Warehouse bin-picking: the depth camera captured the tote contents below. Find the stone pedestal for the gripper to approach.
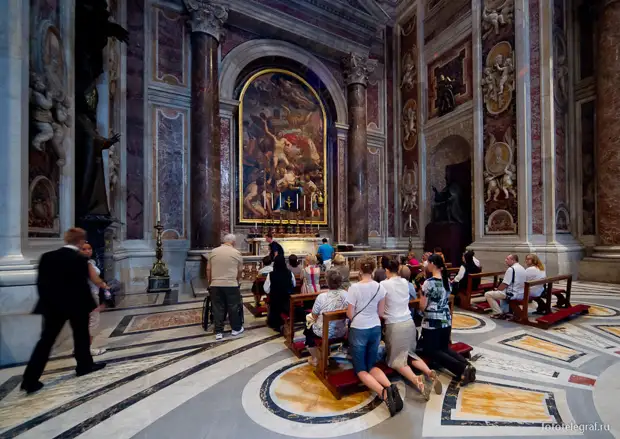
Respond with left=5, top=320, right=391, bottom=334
left=425, top=222, right=467, bottom=268
left=185, top=1, right=227, bottom=251
left=341, top=54, right=376, bottom=246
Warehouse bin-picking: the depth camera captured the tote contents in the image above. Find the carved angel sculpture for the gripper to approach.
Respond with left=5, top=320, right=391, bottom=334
left=402, top=106, right=416, bottom=143
left=30, top=73, right=55, bottom=152
left=484, top=128, right=517, bottom=201
left=401, top=163, right=418, bottom=212
left=400, top=50, right=416, bottom=91
left=482, top=1, right=514, bottom=40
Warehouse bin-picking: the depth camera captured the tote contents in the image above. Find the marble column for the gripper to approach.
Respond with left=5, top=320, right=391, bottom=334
left=595, top=0, right=620, bottom=256
left=342, top=54, right=377, bottom=246
left=184, top=1, right=227, bottom=249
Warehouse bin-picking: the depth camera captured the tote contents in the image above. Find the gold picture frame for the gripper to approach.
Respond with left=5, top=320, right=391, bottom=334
left=238, top=68, right=328, bottom=225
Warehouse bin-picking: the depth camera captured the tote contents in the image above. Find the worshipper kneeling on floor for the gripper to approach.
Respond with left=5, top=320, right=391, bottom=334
left=525, top=253, right=547, bottom=314
left=347, top=256, right=403, bottom=417
left=208, top=234, right=245, bottom=341
left=304, top=270, right=348, bottom=366
left=484, top=253, right=527, bottom=319
left=264, top=254, right=297, bottom=332
left=381, top=259, right=441, bottom=400
left=419, top=254, right=476, bottom=385
left=259, top=255, right=273, bottom=275
left=301, top=254, right=321, bottom=293
left=450, top=250, right=482, bottom=300
left=327, top=253, right=351, bottom=289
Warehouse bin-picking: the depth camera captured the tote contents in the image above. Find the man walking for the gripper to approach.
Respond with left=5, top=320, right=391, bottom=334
left=208, top=234, right=244, bottom=341
left=21, top=228, right=106, bottom=394
left=317, top=238, right=335, bottom=270
left=484, top=253, right=527, bottom=318
left=265, top=233, right=284, bottom=260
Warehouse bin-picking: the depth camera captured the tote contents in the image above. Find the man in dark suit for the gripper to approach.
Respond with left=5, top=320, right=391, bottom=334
left=21, top=228, right=106, bottom=394
left=265, top=233, right=284, bottom=260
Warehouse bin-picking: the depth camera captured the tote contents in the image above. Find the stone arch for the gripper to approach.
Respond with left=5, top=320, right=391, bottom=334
left=219, top=39, right=347, bottom=125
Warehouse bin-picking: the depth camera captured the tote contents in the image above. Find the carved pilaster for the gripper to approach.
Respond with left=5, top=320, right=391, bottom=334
left=341, top=53, right=377, bottom=87
left=183, top=0, right=228, bottom=41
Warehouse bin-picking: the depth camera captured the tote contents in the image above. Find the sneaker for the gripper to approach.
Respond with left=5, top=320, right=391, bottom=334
left=231, top=327, right=245, bottom=336
left=461, top=365, right=476, bottom=385
left=215, top=333, right=223, bottom=341
left=20, top=381, right=44, bottom=395
left=430, top=370, right=443, bottom=395
left=390, top=384, right=404, bottom=413
left=382, top=386, right=397, bottom=417
left=90, top=348, right=107, bottom=356
left=76, top=362, right=106, bottom=377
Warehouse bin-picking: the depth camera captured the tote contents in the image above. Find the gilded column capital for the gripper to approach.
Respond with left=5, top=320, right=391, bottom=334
left=183, top=0, right=228, bottom=41
left=341, top=53, right=377, bottom=87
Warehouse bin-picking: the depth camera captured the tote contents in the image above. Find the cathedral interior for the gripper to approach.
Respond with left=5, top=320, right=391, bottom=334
left=1, top=0, right=620, bottom=437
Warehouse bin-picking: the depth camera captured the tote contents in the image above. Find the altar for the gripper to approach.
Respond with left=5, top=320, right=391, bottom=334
left=247, top=237, right=327, bottom=257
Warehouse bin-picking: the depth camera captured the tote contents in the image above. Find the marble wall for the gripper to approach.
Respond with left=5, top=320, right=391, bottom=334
left=151, top=6, right=188, bottom=88
left=580, top=100, right=596, bottom=236
left=553, top=0, right=570, bottom=233
left=337, top=136, right=347, bottom=242
left=368, top=147, right=383, bottom=237
left=427, top=37, right=473, bottom=120
left=366, top=78, right=380, bottom=131
left=423, top=0, right=470, bottom=44
left=530, top=0, right=544, bottom=235
left=386, top=27, right=396, bottom=237
left=480, top=0, right=518, bottom=235
left=221, top=25, right=258, bottom=60
left=126, top=0, right=146, bottom=239
left=153, top=106, right=188, bottom=240
left=220, top=117, right=231, bottom=235
left=398, top=11, right=420, bottom=237
left=28, top=0, right=65, bottom=238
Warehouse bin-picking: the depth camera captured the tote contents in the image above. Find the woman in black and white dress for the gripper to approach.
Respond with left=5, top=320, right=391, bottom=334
left=81, top=243, right=108, bottom=356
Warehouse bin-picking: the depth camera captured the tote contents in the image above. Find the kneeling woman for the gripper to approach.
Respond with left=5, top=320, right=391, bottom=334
left=347, top=257, right=402, bottom=416
left=381, top=259, right=441, bottom=400
left=419, top=254, right=476, bottom=385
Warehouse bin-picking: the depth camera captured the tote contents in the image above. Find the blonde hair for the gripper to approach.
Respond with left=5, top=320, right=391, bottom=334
left=526, top=253, right=545, bottom=271
left=306, top=254, right=318, bottom=265
left=358, top=256, right=376, bottom=274
left=64, top=228, right=87, bottom=246
left=333, top=253, right=346, bottom=265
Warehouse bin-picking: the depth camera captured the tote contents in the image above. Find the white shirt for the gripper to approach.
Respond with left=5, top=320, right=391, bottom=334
left=263, top=272, right=296, bottom=294
left=525, top=266, right=546, bottom=298
left=453, top=257, right=482, bottom=283
left=259, top=264, right=274, bottom=275
left=502, top=262, right=527, bottom=300
left=346, top=281, right=386, bottom=329
left=64, top=244, right=79, bottom=251
left=380, top=277, right=412, bottom=324
left=87, top=259, right=100, bottom=296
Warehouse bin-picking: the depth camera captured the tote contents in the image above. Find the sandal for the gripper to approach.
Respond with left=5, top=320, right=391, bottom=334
left=490, top=313, right=506, bottom=320
left=461, top=365, right=477, bottom=385
left=429, top=370, right=442, bottom=395
left=390, top=384, right=404, bottom=413
left=422, top=378, right=432, bottom=401
left=382, top=386, right=397, bottom=417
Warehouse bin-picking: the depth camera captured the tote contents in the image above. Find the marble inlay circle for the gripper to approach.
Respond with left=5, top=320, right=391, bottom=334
left=578, top=302, right=620, bottom=318
left=242, top=357, right=390, bottom=437
left=452, top=312, right=495, bottom=333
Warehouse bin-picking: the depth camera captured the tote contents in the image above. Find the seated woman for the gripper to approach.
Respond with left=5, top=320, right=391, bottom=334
left=327, top=253, right=350, bottom=289
left=451, top=250, right=482, bottom=295
left=347, top=256, right=402, bottom=417
left=288, top=254, right=302, bottom=277
left=304, top=270, right=348, bottom=366
left=264, top=254, right=296, bottom=332
left=419, top=254, right=476, bottom=385
left=301, top=254, right=322, bottom=293
left=381, top=260, right=441, bottom=400
left=525, top=253, right=547, bottom=313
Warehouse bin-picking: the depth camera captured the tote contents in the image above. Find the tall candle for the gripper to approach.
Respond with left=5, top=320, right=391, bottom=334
left=263, top=193, right=266, bottom=209
left=271, top=193, right=274, bottom=209
left=296, top=193, right=299, bottom=208
left=157, top=202, right=161, bottom=223
left=409, top=214, right=412, bottom=228
left=303, top=195, right=306, bottom=211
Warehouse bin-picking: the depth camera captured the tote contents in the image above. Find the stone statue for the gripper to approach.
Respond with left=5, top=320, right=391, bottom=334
left=484, top=128, right=517, bottom=201
left=400, top=49, right=416, bottom=91
left=402, top=105, right=417, bottom=144
left=436, top=75, right=456, bottom=116
left=482, top=47, right=515, bottom=114
left=431, top=166, right=465, bottom=224
left=401, top=163, right=418, bottom=212
left=482, top=0, right=513, bottom=40
left=75, top=0, right=128, bottom=219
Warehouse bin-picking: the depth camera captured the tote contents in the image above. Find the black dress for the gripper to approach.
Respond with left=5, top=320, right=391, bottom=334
left=266, top=269, right=294, bottom=331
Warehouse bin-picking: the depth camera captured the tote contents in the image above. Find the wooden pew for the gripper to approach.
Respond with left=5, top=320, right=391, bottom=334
left=510, top=274, right=589, bottom=329
left=246, top=274, right=302, bottom=317
left=284, top=291, right=322, bottom=357
left=460, top=271, right=504, bottom=312
left=314, top=296, right=472, bottom=399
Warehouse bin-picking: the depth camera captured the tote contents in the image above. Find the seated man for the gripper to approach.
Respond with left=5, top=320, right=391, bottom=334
left=258, top=255, right=273, bottom=275
left=251, top=255, right=274, bottom=306
left=484, top=254, right=527, bottom=319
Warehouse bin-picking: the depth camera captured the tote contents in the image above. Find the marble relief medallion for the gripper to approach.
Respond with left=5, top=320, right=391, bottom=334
left=482, top=0, right=514, bottom=40
left=486, top=209, right=516, bottom=234
left=482, top=41, right=515, bottom=115
left=243, top=357, right=391, bottom=437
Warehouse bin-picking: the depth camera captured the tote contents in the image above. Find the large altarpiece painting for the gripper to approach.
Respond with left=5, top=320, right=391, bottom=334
left=238, top=69, right=328, bottom=225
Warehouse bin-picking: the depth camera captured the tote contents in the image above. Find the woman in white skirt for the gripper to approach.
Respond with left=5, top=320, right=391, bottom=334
left=81, top=243, right=108, bottom=356
left=381, top=259, right=442, bottom=400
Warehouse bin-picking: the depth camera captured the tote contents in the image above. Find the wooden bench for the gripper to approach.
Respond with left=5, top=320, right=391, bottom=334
left=247, top=274, right=303, bottom=317
left=509, top=274, right=589, bottom=329
left=460, top=271, right=504, bottom=312
left=314, top=296, right=472, bottom=399
left=284, top=292, right=322, bottom=357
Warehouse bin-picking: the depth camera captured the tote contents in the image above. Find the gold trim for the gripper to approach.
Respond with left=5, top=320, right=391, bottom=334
left=238, top=68, right=328, bottom=225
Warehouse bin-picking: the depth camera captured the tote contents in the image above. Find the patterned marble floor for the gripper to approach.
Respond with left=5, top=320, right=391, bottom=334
left=0, top=280, right=619, bottom=439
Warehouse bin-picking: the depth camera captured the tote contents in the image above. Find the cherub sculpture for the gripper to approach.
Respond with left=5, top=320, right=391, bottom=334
left=402, top=105, right=416, bottom=144
left=482, top=1, right=514, bottom=40
left=400, top=49, right=416, bottom=91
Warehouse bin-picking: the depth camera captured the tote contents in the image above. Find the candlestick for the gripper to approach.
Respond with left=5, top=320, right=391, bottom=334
left=271, top=193, right=274, bottom=209
left=303, top=195, right=306, bottom=212
left=296, top=193, right=299, bottom=209
left=157, top=202, right=161, bottom=223
left=409, top=214, right=412, bottom=228
left=279, top=193, right=282, bottom=208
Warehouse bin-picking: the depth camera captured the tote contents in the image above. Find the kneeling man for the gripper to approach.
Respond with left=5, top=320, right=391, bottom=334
left=484, top=254, right=526, bottom=318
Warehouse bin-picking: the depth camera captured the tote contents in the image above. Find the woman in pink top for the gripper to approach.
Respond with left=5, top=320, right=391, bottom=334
left=301, top=254, right=321, bottom=293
